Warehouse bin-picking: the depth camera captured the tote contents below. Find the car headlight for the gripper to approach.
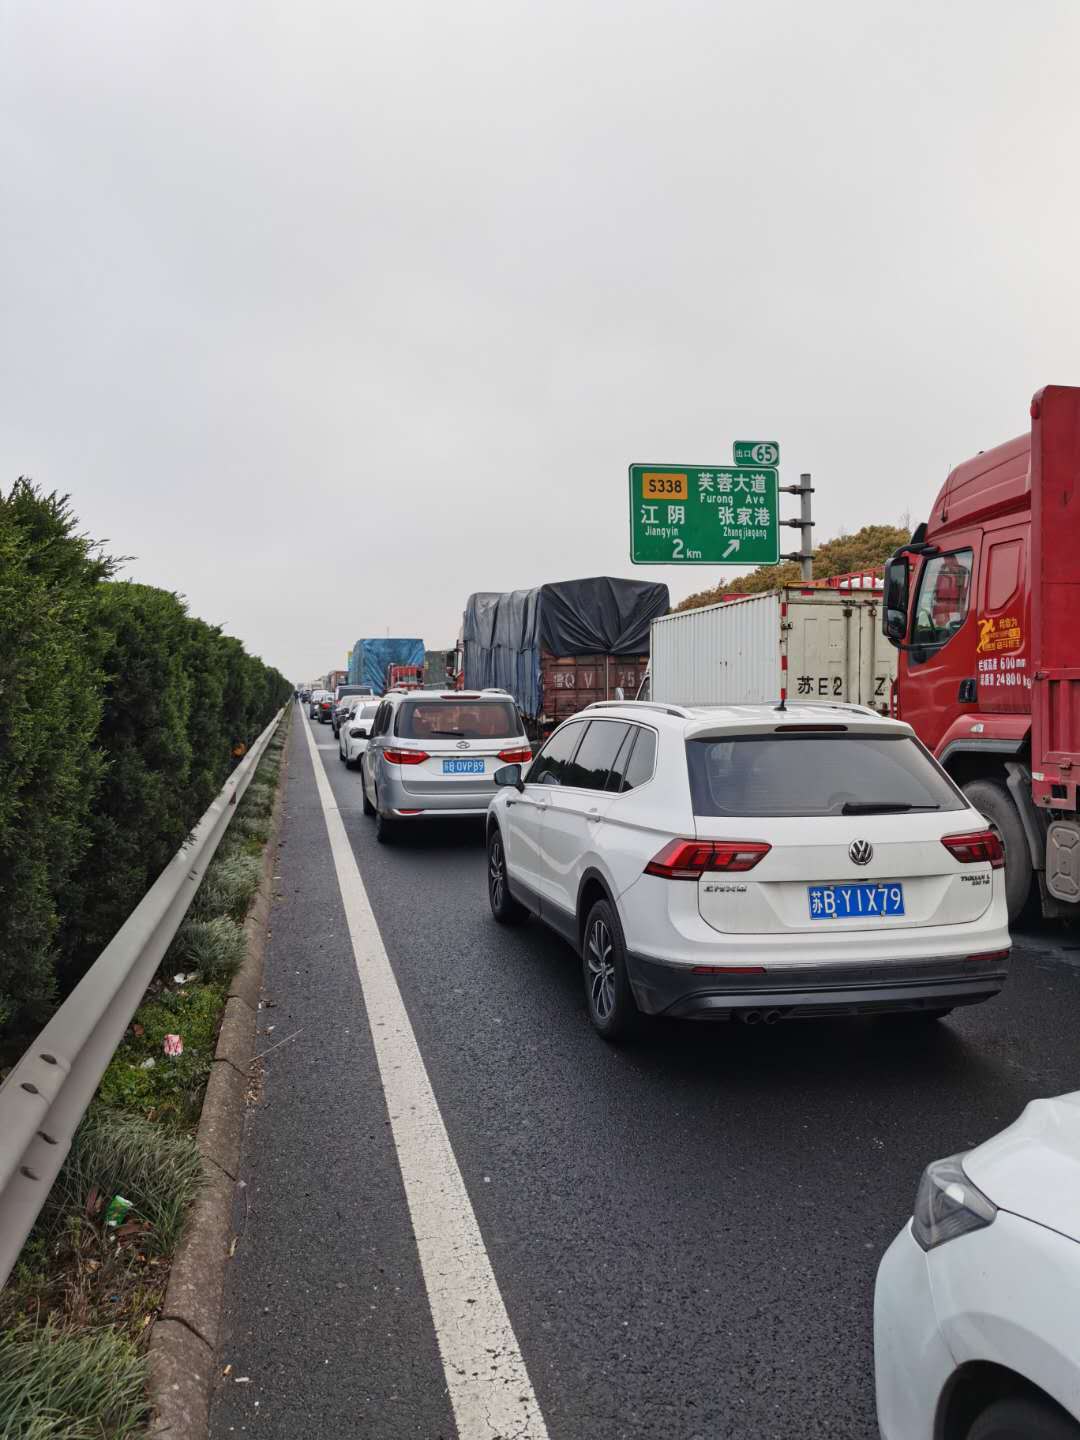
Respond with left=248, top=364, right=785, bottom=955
left=349, top=727, right=366, bottom=738
left=911, top=1153, right=997, bottom=1251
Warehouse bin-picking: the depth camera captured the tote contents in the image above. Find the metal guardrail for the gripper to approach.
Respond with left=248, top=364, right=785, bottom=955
left=0, top=708, right=285, bottom=1288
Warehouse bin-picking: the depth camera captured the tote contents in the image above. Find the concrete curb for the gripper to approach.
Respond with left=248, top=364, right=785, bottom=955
left=147, top=712, right=292, bottom=1437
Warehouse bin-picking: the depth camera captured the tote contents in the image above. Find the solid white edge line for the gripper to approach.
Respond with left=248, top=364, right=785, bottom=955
left=299, top=715, right=550, bottom=1440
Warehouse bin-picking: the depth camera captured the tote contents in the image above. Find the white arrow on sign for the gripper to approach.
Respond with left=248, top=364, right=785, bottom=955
left=723, top=539, right=740, bottom=558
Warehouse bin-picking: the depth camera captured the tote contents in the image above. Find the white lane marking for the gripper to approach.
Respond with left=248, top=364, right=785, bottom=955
left=299, top=716, right=549, bottom=1440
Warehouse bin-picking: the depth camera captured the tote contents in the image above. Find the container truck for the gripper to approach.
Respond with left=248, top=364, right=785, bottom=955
left=645, top=585, right=895, bottom=710
left=463, top=576, right=669, bottom=740
left=348, top=637, right=425, bottom=696
left=882, top=383, right=1080, bottom=922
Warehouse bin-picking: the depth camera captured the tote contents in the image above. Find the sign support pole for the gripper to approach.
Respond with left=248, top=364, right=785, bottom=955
left=780, top=472, right=815, bottom=581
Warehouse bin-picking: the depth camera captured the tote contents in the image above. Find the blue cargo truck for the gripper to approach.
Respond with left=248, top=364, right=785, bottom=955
left=348, top=637, right=425, bottom=695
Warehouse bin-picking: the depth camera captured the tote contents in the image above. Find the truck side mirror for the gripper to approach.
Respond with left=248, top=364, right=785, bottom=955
left=883, top=557, right=910, bottom=645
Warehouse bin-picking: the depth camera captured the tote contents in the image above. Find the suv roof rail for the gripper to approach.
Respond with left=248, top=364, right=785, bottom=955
left=583, top=700, right=691, bottom=719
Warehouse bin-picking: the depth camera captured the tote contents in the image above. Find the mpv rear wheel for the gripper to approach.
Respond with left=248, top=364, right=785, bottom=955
left=374, top=794, right=395, bottom=844
left=582, top=898, right=638, bottom=1041
left=488, top=829, right=527, bottom=925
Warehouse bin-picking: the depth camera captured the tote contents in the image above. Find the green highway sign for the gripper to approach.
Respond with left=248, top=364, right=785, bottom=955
left=733, top=440, right=779, bottom=466
left=628, top=464, right=780, bottom=565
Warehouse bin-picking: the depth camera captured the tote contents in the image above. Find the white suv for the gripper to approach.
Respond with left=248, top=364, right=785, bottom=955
left=486, top=701, right=1010, bottom=1039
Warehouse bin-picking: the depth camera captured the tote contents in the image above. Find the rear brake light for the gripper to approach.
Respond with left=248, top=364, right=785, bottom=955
left=644, top=839, right=771, bottom=880
left=383, top=748, right=429, bottom=765
left=497, top=747, right=533, bottom=763
left=941, top=830, right=1005, bottom=868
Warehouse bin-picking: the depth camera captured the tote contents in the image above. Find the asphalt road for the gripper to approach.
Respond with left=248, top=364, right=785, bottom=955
left=210, top=707, right=1080, bottom=1439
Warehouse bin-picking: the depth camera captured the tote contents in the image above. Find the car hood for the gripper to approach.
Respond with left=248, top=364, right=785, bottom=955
left=963, top=1091, right=1080, bottom=1240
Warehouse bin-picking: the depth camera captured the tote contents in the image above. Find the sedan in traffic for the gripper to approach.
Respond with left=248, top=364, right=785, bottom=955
left=486, top=701, right=1010, bottom=1039
left=875, top=1092, right=1080, bottom=1440
left=339, top=701, right=379, bottom=769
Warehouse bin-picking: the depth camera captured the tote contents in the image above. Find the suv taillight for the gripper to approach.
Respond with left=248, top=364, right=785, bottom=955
left=644, top=839, right=771, bottom=880
left=941, top=830, right=1005, bottom=868
left=497, top=747, right=533, bottom=763
left=383, top=748, right=429, bottom=765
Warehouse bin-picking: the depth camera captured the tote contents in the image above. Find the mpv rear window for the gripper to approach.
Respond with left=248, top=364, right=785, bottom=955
left=685, top=733, right=965, bottom=817
left=395, top=699, right=523, bottom=740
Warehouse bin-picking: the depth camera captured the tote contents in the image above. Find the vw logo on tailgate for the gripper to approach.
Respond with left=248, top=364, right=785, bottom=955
left=455, top=740, right=471, bottom=750
left=848, top=839, right=873, bottom=866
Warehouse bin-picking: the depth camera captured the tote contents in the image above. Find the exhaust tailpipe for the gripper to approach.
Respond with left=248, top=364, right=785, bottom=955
left=763, top=1009, right=783, bottom=1025
left=740, top=1009, right=763, bottom=1026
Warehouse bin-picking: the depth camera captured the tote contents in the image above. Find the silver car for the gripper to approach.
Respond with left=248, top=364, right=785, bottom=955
left=361, top=689, right=531, bottom=843
left=338, top=700, right=379, bottom=769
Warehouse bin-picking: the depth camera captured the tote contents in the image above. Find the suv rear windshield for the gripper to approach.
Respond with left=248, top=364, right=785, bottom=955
left=395, top=698, right=523, bottom=740
left=685, top=733, right=964, bottom=817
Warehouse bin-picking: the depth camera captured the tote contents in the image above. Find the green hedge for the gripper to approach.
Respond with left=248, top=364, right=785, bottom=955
left=0, top=481, right=290, bottom=1042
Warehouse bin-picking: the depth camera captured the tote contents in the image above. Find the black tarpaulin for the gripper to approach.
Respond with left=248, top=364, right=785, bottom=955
left=462, top=577, right=669, bottom=717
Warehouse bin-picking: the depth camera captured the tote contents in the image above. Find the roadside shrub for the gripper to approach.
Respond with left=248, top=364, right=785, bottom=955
left=193, top=853, right=262, bottom=922
left=0, top=481, right=290, bottom=1049
left=168, top=916, right=246, bottom=983
left=0, top=484, right=113, bottom=1038
left=0, top=1320, right=149, bottom=1439
left=47, top=1110, right=202, bottom=1255
left=58, top=585, right=194, bottom=982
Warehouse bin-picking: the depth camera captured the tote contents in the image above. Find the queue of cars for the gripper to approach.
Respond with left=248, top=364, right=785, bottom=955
left=301, top=688, right=1080, bottom=1439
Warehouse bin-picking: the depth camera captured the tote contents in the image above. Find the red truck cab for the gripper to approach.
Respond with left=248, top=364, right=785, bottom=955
left=387, top=664, right=423, bottom=691
left=883, top=384, right=1080, bottom=920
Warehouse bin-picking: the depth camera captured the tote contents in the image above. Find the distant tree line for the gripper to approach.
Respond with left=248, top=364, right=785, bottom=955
left=0, top=480, right=290, bottom=1044
left=675, top=523, right=911, bottom=611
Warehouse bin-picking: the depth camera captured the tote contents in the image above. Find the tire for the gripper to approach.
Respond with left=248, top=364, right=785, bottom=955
left=487, top=828, right=527, bottom=925
left=962, top=778, right=1033, bottom=923
left=374, top=797, right=396, bottom=844
left=362, top=774, right=376, bottom=816
left=967, top=1394, right=1080, bottom=1440
left=581, top=898, right=639, bottom=1041
left=338, top=743, right=346, bottom=764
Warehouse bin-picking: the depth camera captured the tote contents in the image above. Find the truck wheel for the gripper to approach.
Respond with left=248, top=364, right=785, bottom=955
left=962, top=779, right=1033, bottom=923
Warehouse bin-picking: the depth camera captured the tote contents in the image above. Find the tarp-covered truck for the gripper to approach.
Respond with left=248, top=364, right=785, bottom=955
left=348, top=637, right=425, bottom=696
left=463, top=576, right=669, bottom=739
left=883, top=383, right=1080, bottom=922
left=645, top=585, right=895, bottom=710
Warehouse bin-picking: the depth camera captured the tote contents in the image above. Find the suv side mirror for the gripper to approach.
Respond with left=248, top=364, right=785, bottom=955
left=494, top=763, right=524, bottom=792
left=883, top=557, right=910, bottom=645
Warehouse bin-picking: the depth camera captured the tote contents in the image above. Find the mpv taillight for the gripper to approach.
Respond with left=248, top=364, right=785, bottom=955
left=940, top=830, right=1005, bottom=868
left=645, top=839, right=771, bottom=880
left=383, top=749, right=429, bottom=765
left=497, top=746, right=533, bottom=763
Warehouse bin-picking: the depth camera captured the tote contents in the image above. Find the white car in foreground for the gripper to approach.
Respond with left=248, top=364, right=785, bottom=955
left=338, top=700, right=379, bottom=769
left=875, top=1093, right=1080, bottom=1440
left=486, top=701, right=1010, bottom=1039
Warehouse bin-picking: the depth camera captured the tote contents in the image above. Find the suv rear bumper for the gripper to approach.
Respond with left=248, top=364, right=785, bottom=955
left=627, top=953, right=1008, bottom=1020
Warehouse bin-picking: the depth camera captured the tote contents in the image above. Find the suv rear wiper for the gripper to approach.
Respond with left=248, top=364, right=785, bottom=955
left=429, top=728, right=466, bottom=737
left=840, top=801, right=941, bottom=814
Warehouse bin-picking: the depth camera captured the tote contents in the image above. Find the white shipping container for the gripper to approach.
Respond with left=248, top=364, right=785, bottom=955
left=648, top=588, right=896, bottom=711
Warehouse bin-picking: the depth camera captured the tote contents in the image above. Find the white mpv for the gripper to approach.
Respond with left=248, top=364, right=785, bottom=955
left=486, top=701, right=1010, bottom=1039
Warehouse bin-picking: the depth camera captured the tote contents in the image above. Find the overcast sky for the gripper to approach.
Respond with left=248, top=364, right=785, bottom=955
left=3, top=1, right=1078, bottom=682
